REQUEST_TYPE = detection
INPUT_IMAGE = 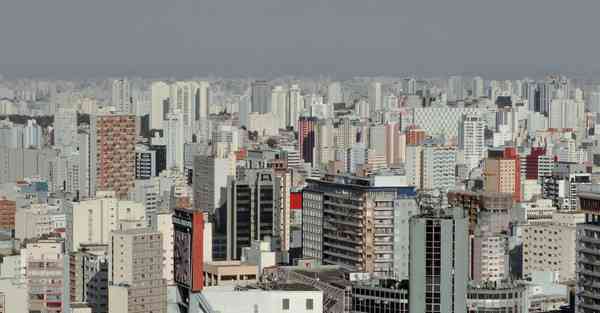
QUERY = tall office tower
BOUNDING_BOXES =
[471,76,484,98]
[403,77,416,95]
[549,97,585,130]
[196,81,210,120]
[422,144,457,191]
[288,84,303,129]
[315,119,335,166]
[406,144,423,189]
[483,147,521,202]
[78,129,92,199]
[302,174,418,278]
[525,81,537,111]
[54,107,78,147]
[164,112,185,171]
[409,208,468,313]
[24,239,69,313]
[70,244,109,312]
[537,80,554,115]
[448,75,464,102]
[112,79,132,113]
[298,116,317,164]
[384,123,402,166]
[71,191,146,251]
[358,99,370,119]
[459,115,485,172]
[108,228,166,313]
[90,114,136,199]
[251,80,271,113]
[169,81,200,130]
[193,154,235,213]
[328,81,343,104]
[24,119,42,148]
[225,169,281,260]
[271,85,288,130]
[368,81,382,113]
[151,81,171,130]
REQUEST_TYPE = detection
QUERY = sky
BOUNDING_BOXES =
[1,0,600,79]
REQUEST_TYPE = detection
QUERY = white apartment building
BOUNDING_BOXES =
[71,191,145,251]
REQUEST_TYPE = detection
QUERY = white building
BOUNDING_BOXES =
[271,85,288,130]
[112,79,131,114]
[164,111,185,170]
[422,144,457,191]
[151,81,171,130]
[203,285,323,313]
[71,191,146,251]
[459,115,485,172]
[368,81,382,113]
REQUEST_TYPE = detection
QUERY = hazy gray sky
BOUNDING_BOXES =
[1,0,599,78]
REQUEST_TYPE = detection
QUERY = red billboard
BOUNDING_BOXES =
[290,192,302,210]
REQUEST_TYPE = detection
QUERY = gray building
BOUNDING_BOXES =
[251,80,271,114]
[225,168,281,260]
[542,162,591,211]
[135,144,157,179]
[70,244,109,313]
[409,207,468,313]
[466,282,529,313]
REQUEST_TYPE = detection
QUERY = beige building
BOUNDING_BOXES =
[108,228,166,313]
[521,212,585,282]
[71,191,145,251]
[155,210,174,285]
[203,261,258,287]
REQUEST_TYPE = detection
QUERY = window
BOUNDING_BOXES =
[306,299,314,310]
[282,298,290,310]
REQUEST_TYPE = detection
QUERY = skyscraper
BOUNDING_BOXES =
[193,154,235,213]
[288,84,303,129]
[271,85,288,130]
[151,81,171,130]
[251,80,271,113]
[368,81,382,113]
[483,147,521,202]
[448,75,464,102]
[90,114,136,199]
[298,116,317,164]
[108,228,167,313]
[422,143,457,191]
[54,107,77,147]
[410,208,468,313]
[112,79,132,113]
[164,111,185,170]
[458,115,485,172]
[471,76,484,98]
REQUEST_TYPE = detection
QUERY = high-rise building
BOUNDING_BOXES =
[458,115,485,172]
[251,80,271,114]
[112,79,132,113]
[70,191,146,251]
[409,208,468,313]
[271,85,288,130]
[108,228,167,313]
[575,185,600,312]
[0,197,15,234]
[471,76,484,98]
[192,154,235,213]
[164,112,185,171]
[90,114,136,199]
[55,108,78,147]
[196,81,210,120]
[422,143,457,191]
[24,239,69,313]
[549,97,585,130]
[151,81,171,130]
[448,75,464,102]
[298,117,317,164]
[483,147,521,202]
[225,169,282,260]
[368,81,382,113]
[288,85,303,129]
[302,174,418,278]
[542,162,591,211]
[135,144,157,179]
[70,244,109,313]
